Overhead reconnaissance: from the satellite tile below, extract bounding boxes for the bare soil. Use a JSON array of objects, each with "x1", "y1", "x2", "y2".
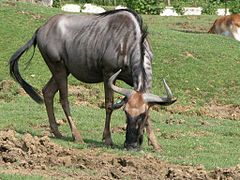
[
  {"x1": 169, "y1": 16, "x2": 210, "y2": 33},
  {"x1": 1, "y1": 129, "x2": 240, "y2": 179},
  {"x1": 1, "y1": 81, "x2": 239, "y2": 121},
  {"x1": 69, "y1": 85, "x2": 240, "y2": 121},
  {"x1": 200, "y1": 103, "x2": 240, "y2": 120},
  {"x1": 168, "y1": 102, "x2": 240, "y2": 120},
  {"x1": 69, "y1": 85, "x2": 105, "y2": 108}
]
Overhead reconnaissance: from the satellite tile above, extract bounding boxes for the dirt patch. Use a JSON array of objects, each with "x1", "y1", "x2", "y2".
[
  {"x1": 168, "y1": 102, "x2": 240, "y2": 120},
  {"x1": 0, "y1": 80, "x2": 16, "y2": 102},
  {"x1": 165, "y1": 117, "x2": 185, "y2": 125},
  {"x1": 2, "y1": 1, "x2": 16, "y2": 7},
  {"x1": 170, "y1": 17, "x2": 209, "y2": 33},
  {"x1": 112, "y1": 126, "x2": 126, "y2": 134},
  {"x1": 199, "y1": 103, "x2": 240, "y2": 120},
  {"x1": 69, "y1": 85, "x2": 105, "y2": 109},
  {"x1": 17, "y1": 10, "x2": 44, "y2": 20},
  {"x1": 167, "y1": 104, "x2": 196, "y2": 115},
  {"x1": 1, "y1": 129, "x2": 240, "y2": 179},
  {"x1": 2, "y1": 81, "x2": 240, "y2": 121},
  {"x1": 0, "y1": 80, "x2": 14, "y2": 92}
]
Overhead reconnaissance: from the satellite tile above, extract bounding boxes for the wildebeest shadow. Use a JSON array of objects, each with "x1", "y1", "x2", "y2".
[
  {"x1": 51, "y1": 137, "x2": 124, "y2": 150},
  {"x1": 84, "y1": 138, "x2": 124, "y2": 150},
  {"x1": 15, "y1": 130, "x2": 124, "y2": 150},
  {"x1": 16, "y1": 129, "x2": 40, "y2": 137}
]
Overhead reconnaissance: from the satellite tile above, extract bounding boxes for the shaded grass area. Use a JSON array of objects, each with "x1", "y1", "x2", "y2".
[
  {"x1": 0, "y1": 173, "x2": 44, "y2": 180},
  {"x1": 1, "y1": 1, "x2": 240, "y2": 174}
]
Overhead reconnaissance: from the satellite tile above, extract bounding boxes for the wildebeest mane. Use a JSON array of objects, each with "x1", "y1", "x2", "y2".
[
  {"x1": 97, "y1": 9, "x2": 148, "y2": 49},
  {"x1": 98, "y1": 9, "x2": 143, "y2": 27},
  {"x1": 140, "y1": 25, "x2": 149, "y2": 92}
]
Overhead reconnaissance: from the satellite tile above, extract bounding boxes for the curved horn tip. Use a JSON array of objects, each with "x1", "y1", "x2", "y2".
[
  {"x1": 114, "y1": 69, "x2": 122, "y2": 76},
  {"x1": 109, "y1": 69, "x2": 122, "y2": 80},
  {"x1": 115, "y1": 69, "x2": 122, "y2": 77},
  {"x1": 108, "y1": 69, "x2": 133, "y2": 97},
  {"x1": 172, "y1": 97, "x2": 177, "y2": 103},
  {"x1": 162, "y1": 78, "x2": 174, "y2": 97},
  {"x1": 117, "y1": 69, "x2": 122, "y2": 73}
]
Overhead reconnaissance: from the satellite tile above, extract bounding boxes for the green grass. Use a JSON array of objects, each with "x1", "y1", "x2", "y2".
[
  {"x1": 154, "y1": 113, "x2": 240, "y2": 168},
  {"x1": 2, "y1": 96, "x2": 240, "y2": 170},
  {"x1": 143, "y1": 15, "x2": 240, "y2": 106},
  {"x1": 1, "y1": 1, "x2": 240, "y2": 174}
]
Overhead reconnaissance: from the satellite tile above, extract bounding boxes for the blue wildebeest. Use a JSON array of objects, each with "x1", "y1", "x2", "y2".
[{"x1": 9, "y1": 9, "x2": 176, "y2": 150}]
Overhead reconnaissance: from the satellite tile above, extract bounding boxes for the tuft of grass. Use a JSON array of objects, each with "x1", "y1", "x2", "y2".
[{"x1": 0, "y1": 172, "x2": 45, "y2": 180}]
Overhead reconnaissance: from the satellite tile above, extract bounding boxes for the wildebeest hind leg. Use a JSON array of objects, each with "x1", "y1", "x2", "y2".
[
  {"x1": 42, "y1": 77, "x2": 62, "y2": 138},
  {"x1": 53, "y1": 64, "x2": 83, "y2": 143},
  {"x1": 145, "y1": 118, "x2": 161, "y2": 151},
  {"x1": 102, "y1": 79, "x2": 114, "y2": 146}
]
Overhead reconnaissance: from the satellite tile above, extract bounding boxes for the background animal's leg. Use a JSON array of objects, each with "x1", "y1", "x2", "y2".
[
  {"x1": 54, "y1": 64, "x2": 83, "y2": 143},
  {"x1": 42, "y1": 77, "x2": 62, "y2": 138},
  {"x1": 145, "y1": 117, "x2": 161, "y2": 151},
  {"x1": 102, "y1": 79, "x2": 114, "y2": 146}
]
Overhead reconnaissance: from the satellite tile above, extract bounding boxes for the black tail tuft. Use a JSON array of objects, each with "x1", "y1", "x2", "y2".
[{"x1": 9, "y1": 30, "x2": 43, "y2": 104}]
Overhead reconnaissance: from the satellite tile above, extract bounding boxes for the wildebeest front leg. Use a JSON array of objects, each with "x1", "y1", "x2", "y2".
[
  {"x1": 145, "y1": 117, "x2": 161, "y2": 151},
  {"x1": 102, "y1": 79, "x2": 114, "y2": 146},
  {"x1": 42, "y1": 77, "x2": 62, "y2": 138}
]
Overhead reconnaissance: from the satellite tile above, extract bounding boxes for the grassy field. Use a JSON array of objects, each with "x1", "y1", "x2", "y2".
[{"x1": 1, "y1": 1, "x2": 240, "y2": 178}]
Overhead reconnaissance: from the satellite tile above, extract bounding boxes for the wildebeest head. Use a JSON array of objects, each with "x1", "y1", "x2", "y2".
[{"x1": 109, "y1": 70, "x2": 176, "y2": 150}]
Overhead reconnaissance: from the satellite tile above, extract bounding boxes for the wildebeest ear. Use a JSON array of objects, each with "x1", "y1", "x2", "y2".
[{"x1": 111, "y1": 97, "x2": 127, "y2": 110}]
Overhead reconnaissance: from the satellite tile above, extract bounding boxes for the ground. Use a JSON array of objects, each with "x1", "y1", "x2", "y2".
[
  {"x1": 1, "y1": 129, "x2": 240, "y2": 179},
  {"x1": 1, "y1": 82, "x2": 240, "y2": 179}
]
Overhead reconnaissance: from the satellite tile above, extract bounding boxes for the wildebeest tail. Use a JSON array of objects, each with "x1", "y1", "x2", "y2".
[{"x1": 9, "y1": 30, "x2": 43, "y2": 104}]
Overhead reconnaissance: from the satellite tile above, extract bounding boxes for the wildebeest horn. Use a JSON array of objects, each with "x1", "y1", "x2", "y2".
[
  {"x1": 163, "y1": 78, "x2": 173, "y2": 99},
  {"x1": 143, "y1": 79, "x2": 176, "y2": 105},
  {"x1": 108, "y1": 69, "x2": 133, "y2": 98}
]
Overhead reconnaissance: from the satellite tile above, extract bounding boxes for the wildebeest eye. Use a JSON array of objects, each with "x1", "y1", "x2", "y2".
[
  {"x1": 125, "y1": 111, "x2": 147, "y2": 122},
  {"x1": 138, "y1": 112, "x2": 146, "y2": 120},
  {"x1": 135, "y1": 113, "x2": 147, "y2": 129}
]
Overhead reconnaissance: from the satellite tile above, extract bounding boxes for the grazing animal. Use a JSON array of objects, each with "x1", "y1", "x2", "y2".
[
  {"x1": 208, "y1": 14, "x2": 240, "y2": 41},
  {"x1": 9, "y1": 9, "x2": 176, "y2": 150}
]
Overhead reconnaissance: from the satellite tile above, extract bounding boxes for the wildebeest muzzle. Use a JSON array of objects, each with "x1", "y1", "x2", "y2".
[{"x1": 124, "y1": 112, "x2": 147, "y2": 150}]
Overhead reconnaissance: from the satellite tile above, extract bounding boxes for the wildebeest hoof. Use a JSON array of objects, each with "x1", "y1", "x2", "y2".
[
  {"x1": 51, "y1": 130, "x2": 63, "y2": 139},
  {"x1": 72, "y1": 131, "x2": 84, "y2": 144},
  {"x1": 152, "y1": 144, "x2": 162, "y2": 152},
  {"x1": 104, "y1": 138, "x2": 114, "y2": 147},
  {"x1": 74, "y1": 138, "x2": 84, "y2": 144},
  {"x1": 73, "y1": 136, "x2": 84, "y2": 144}
]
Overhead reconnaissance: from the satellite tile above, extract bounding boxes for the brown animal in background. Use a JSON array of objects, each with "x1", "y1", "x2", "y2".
[{"x1": 208, "y1": 14, "x2": 240, "y2": 41}]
